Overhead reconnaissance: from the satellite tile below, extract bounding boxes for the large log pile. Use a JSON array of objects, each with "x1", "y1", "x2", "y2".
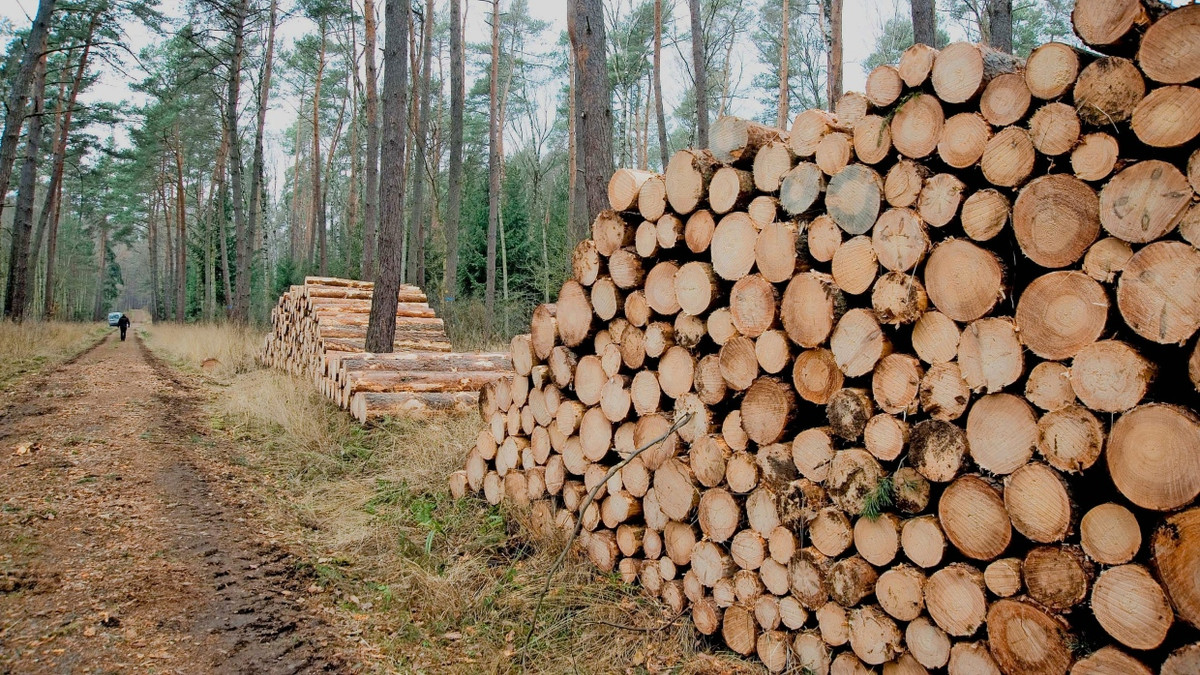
[
  {"x1": 261, "y1": 277, "x2": 512, "y2": 422},
  {"x1": 456, "y1": 3, "x2": 1200, "y2": 672}
]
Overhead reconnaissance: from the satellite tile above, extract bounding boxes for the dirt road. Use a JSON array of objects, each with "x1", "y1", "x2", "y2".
[{"x1": 0, "y1": 331, "x2": 345, "y2": 673}]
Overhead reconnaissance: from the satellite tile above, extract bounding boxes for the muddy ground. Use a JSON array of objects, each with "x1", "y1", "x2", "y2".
[{"x1": 0, "y1": 331, "x2": 349, "y2": 674}]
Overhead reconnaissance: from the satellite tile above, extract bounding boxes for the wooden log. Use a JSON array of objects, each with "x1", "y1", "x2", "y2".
[
  {"x1": 924, "y1": 239, "x2": 1003, "y2": 322},
  {"x1": 707, "y1": 307, "x2": 738, "y2": 345},
  {"x1": 756, "y1": 630, "x2": 788, "y2": 673},
  {"x1": 1072, "y1": 647, "x2": 1154, "y2": 675},
  {"x1": 753, "y1": 329, "x2": 790, "y2": 375},
  {"x1": 721, "y1": 604, "x2": 758, "y2": 656},
  {"x1": 848, "y1": 605, "x2": 902, "y2": 666},
  {"x1": 810, "y1": 507, "x2": 854, "y2": 558},
  {"x1": 730, "y1": 274, "x2": 778, "y2": 338},
  {"x1": 530, "y1": 303, "x2": 558, "y2": 360},
  {"x1": 1015, "y1": 271, "x2": 1108, "y2": 360},
  {"x1": 1005, "y1": 462, "x2": 1072, "y2": 543},
  {"x1": 919, "y1": 362, "x2": 970, "y2": 421},
  {"x1": 939, "y1": 475, "x2": 1012, "y2": 561},
  {"x1": 792, "y1": 427, "x2": 835, "y2": 482},
  {"x1": 816, "y1": 131, "x2": 853, "y2": 176},
  {"x1": 790, "y1": 108, "x2": 838, "y2": 157},
  {"x1": 1138, "y1": 4, "x2": 1200, "y2": 84},
  {"x1": 1108, "y1": 403, "x2": 1200, "y2": 511},
  {"x1": 985, "y1": 558, "x2": 1023, "y2": 598},
  {"x1": 752, "y1": 140, "x2": 795, "y2": 193},
  {"x1": 987, "y1": 599, "x2": 1071, "y2": 674},
  {"x1": 911, "y1": 311, "x2": 960, "y2": 365},
  {"x1": 754, "y1": 221, "x2": 801, "y2": 284},
  {"x1": 1024, "y1": 544, "x2": 1093, "y2": 611},
  {"x1": 634, "y1": 219, "x2": 659, "y2": 258},
  {"x1": 906, "y1": 616, "x2": 951, "y2": 669},
  {"x1": 1071, "y1": 132, "x2": 1119, "y2": 183},
  {"x1": 1163, "y1": 644, "x2": 1200, "y2": 675},
  {"x1": 644, "y1": 261, "x2": 680, "y2": 316},
  {"x1": 980, "y1": 72, "x2": 1031, "y2": 126},
  {"x1": 981, "y1": 126, "x2": 1035, "y2": 188},
  {"x1": 1117, "y1": 241, "x2": 1200, "y2": 344},
  {"x1": 747, "y1": 195, "x2": 779, "y2": 227},
  {"x1": 806, "y1": 215, "x2": 842, "y2": 264},
  {"x1": 958, "y1": 317, "x2": 1023, "y2": 393},
  {"x1": 925, "y1": 563, "x2": 987, "y2": 636},
  {"x1": 592, "y1": 210, "x2": 634, "y2": 257},
  {"x1": 350, "y1": 391, "x2": 478, "y2": 422},
  {"x1": 876, "y1": 564, "x2": 925, "y2": 622},
  {"x1": 1100, "y1": 160, "x2": 1191, "y2": 244},
  {"x1": 1074, "y1": 56, "x2": 1144, "y2": 126},
  {"x1": 710, "y1": 212, "x2": 758, "y2": 281},
  {"x1": 884, "y1": 159, "x2": 929, "y2": 209},
  {"x1": 779, "y1": 161, "x2": 824, "y2": 216},
  {"x1": 826, "y1": 164, "x2": 882, "y2": 235},
  {"x1": 966, "y1": 393, "x2": 1036, "y2": 474},
  {"x1": 918, "y1": 173, "x2": 965, "y2": 229},
  {"x1": 637, "y1": 174, "x2": 667, "y2": 221},
  {"x1": 1082, "y1": 236, "x2": 1132, "y2": 283},
  {"x1": 1070, "y1": 340, "x2": 1152, "y2": 412},
  {"x1": 1025, "y1": 362, "x2": 1078, "y2": 412},
  {"x1": 1092, "y1": 564, "x2": 1173, "y2": 650},
  {"x1": 1152, "y1": 506, "x2": 1200, "y2": 630},
  {"x1": 656, "y1": 212, "x2": 685, "y2": 250},
  {"x1": 607, "y1": 168, "x2": 654, "y2": 212},
  {"x1": 731, "y1": 529, "x2": 767, "y2": 571},
  {"x1": 817, "y1": 601, "x2": 850, "y2": 647},
  {"x1": 855, "y1": 513, "x2": 901, "y2": 567},
  {"x1": 826, "y1": 448, "x2": 884, "y2": 515},
  {"x1": 828, "y1": 388, "x2": 873, "y2": 441},
  {"x1": 899, "y1": 43, "x2": 938, "y2": 87},
  {"x1": 741, "y1": 376, "x2": 796, "y2": 446},
  {"x1": 664, "y1": 148, "x2": 718, "y2": 215},
  {"x1": 1131, "y1": 85, "x2": 1200, "y2": 147},
  {"x1": 1073, "y1": 0, "x2": 1158, "y2": 48},
  {"x1": 830, "y1": 309, "x2": 891, "y2": 377},
  {"x1": 711, "y1": 115, "x2": 783, "y2": 164},
  {"x1": 938, "y1": 112, "x2": 990, "y2": 169},
  {"x1": 719, "y1": 336, "x2": 759, "y2": 392},
  {"x1": 892, "y1": 93, "x2": 944, "y2": 159},
  {"x1": 1013, "y1": 174, "x2": 1099, "y2": 268},
  {"x1": 872, "y1": 208, "x2": 928, "y2": 275},
  {"x1": 872, "y1": 272, "x2": 928, "y2": 326},
  {"x1": 1029, "y1": 102, "x2": 1080, "y2": 156},
  {"x1": 1025, "y1": 42, "x2": 1079, "y2": 100},
  {"x1": 948, "y1": 642, "x2": 1001, "y2": 675},
  {"x1": 853, "y1": 114, "x2": 891, "y2": 165},
  {"x1": 643, "y1": 321, "x2": 674, "y2": 359},
  {"x1": 932, "y1": 42, "x2": 1020, "y2": 103},
  {"x1": 866, "y1": 64, "x2": 902, "y2": 106},
  {"x1": 909, "y1": 419, "x2": 967, "y2": 482},
  {"x1": 864, "y1": 414, "x2": 908, "y2": 461},
  {"x1": 831, "y1": 236, "x2": 878, "y2": 295}
]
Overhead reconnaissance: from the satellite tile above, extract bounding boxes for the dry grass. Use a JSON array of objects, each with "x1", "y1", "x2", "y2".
[
  {"x1": 140, "y1": 322, "x2": 262, "y2": 383},
  {"x1": 145, "y1": 323, "x2": 759, "y2": 673},
  {"x1": 0, "y1": 320, "x2": 106, "y2": 389}
]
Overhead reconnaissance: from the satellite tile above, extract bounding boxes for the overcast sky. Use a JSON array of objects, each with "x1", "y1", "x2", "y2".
[{"x1": 1, "y1": 0, "x2": 898, "y2": 180}]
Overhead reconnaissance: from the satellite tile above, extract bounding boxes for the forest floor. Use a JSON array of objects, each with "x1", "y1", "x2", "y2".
[{"x1": 0, "y1": 323, "x2": 753, "y2": 674}]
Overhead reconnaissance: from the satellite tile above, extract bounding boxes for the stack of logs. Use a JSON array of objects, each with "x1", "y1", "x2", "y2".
[
  {"x1": 455, "y1": 1, "x2": 1200, "y2": 672},
  {"x1": 261, "y1": 277, "x2": 512, "y2": 422}
]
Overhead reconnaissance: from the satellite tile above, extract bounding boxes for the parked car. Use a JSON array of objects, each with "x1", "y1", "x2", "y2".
[{"x1": 107, "y1": 311, "x2": 123, "y2": 326}]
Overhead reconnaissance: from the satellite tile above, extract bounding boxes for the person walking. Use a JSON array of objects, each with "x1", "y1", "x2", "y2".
[{"x1": 117, "y1": 313, "x2": 131, "y2": 341}]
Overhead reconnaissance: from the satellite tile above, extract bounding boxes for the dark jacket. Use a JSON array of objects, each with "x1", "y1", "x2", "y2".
[{"x1": 117, "y1": 315, "x2": 131, "y2": 329}]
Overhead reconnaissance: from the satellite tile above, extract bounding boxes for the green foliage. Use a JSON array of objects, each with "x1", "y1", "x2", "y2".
[
  {"x1": 861, "y1": 476, "x2": 895, "y2": 521},
  {"x1": 864, "y1": 13, "x2": 950, "y2": 73}
]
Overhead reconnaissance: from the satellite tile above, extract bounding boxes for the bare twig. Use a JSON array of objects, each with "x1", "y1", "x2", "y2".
[{"x1": 520, "y1": 412, "x2": 693, "y2": 665}]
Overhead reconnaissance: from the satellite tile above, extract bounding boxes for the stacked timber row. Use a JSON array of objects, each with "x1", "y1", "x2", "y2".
[
  {"x1": 456, "y1": 1, "x2": 1200, "y2": 671},
  {"x1": 261, "y1": 277, "x2": 512, "y2": 422}
]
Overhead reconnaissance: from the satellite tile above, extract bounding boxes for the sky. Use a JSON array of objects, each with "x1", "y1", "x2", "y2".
[{"x1": 1, "y1": 0, "x2": 898, "y2": 180}]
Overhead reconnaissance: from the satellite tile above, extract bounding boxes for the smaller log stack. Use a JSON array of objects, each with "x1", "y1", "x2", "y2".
[
  {"x1": 456, "y1": 1, "x2": 1200, "y2": 672},
  {"x1": 261, "y1": 277, "x2": 512, "y2": 421}
]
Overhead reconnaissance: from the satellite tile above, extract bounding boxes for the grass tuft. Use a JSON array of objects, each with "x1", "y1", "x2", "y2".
[{"x1": 0, "y1": 320, "x2": 106, "y2": 389}]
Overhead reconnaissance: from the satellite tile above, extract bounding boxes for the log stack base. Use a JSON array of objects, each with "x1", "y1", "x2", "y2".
[{"x1": 460, "y1": 5, "x2": 1200, "y2": 672}]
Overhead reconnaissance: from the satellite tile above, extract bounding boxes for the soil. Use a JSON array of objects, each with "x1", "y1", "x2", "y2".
[{"x1": 0, "y1": 331, "x2": 348, "y2": 674}]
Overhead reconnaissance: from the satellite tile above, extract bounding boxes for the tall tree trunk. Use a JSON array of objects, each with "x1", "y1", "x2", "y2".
[
  {"x1": 38, "y1": 13, "x2": 98, "y2": 318},
  {"x1": 567, "y1": 49, "x2": 584, "y2": 242},
  {"x1": 248, "y1": 0, "x2": 277, "y2": 319},
  {"x1": 568, "y1": 0, "x2": 614, "y2": 238},
  {"x1": 289, "y1": 104, "x2": 305, "y2": 262},
  {"x1": 912, "y1": 0, "x2": 936, "y2": 47},
  {"x1": 362, "y1": 0, "x2": 380, "y2": 279},
  {"x1": 365, "y1": 0, "x2": 410, "y2": 353},
  {"x1": 826, "y1": 0, "x2": 844, "y2": 108},
  {"x1": 443, "y1": 0, "x2": 464, "y2": 302},
  {"x1": 485, "y1": 0, "x2": 501, "y2": 325},
  {"x1": 653, "y1": 0, "x2": 668, "y2": 168},
  {"x1": 149, "y1": 185, "x2": 162, "y2": 320},
  {"x1": 174, "y1": 126, "x2": 188, "y2": 322},
  {"x1": 686, "y1": 0, "x2": 707, "y2": 148},
  {"x1": 228, "y1": 0, "x2": 250, "y2": 321},
  {"x1": 988, "y1": 0, "x2": 1013, "y2": 53},
  {"x1": 0, "y1": 0, "x2": 56, "y2": 225},
  {"x1": 401, "y1": 13, "x2": 420, "y2": 284},
  {"x1": 777, "y1": 0, "x2": 789, "y2": 128},
  {"x1": 92, "y1": 215, "x2": 108, "y2": 321},
  {"x1": 310, "y1": 25, "x2": 328, "y2": 274},
  {"x1": 161, "y1": 168, "x2": 174, "y2": 320},
  {"x1": 4, "y1": 52, "x2": 47, "y2": 320},
  {"x1": 407, "y1": 0, "x2": 434, "y2": 289}
]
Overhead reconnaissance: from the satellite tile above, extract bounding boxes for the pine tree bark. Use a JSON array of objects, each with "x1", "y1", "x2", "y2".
[
  {"x1": 569, "y1": 0, "x2": 615, "y2": 243},
  {"x1": 653, "y1": 0, "x2": 669, "y2": 169},
  {"x1": 486, "y1": 0, "x2": 501, "y2": 326},
  {"x1": 310, "y1": 25, "x2": 327, "y2": 274},
  {"x1": 3, "y1": 51, "x2": 47, "y2": 320},
  {"x1": 987, "y1": 0, "x2": 1013, "y2": 54},
  {"x1": 911, "y1": 0, "x2": 936, "y2": 47},
  {"x1": 778, "y1": 0, "x2": 789, "y2": 129},
  {"x1": 407, "y1": 0, "x2": 434, "y2": 289},
  {"x1": 226, "y1": 0, "x2": 249, "y2": 321},
  {"x1": 362, "y1": 0, "x2": 380, "y2": 278},
  {"x1": 687, "y1": 0, "x2": 708, "y2": 148},
  {"x1": 443, "y1": 0, "x2": 464, "y2": 302},
  {"x1": 827, "y1": 0, "x2": 844, "y2": 108},
  {"x1": 0, "y1": 0, "x2": 56, "y2": 228},
  {"x1": 365, "y1": 0, "x2": 410, "y2": 353},
  {"x1": 247, "y1": 0, "x2": 277, "y2": 320}
]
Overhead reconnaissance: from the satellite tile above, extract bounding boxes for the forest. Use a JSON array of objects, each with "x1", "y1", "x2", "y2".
[{"x1": 0, "y1": 0, "x2": 1073, "y2": 340}]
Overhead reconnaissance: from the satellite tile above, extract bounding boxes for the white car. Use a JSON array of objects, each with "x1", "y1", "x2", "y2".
[{"x1": 107, "y1": 312, "x2": 123, "y2": 326}]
